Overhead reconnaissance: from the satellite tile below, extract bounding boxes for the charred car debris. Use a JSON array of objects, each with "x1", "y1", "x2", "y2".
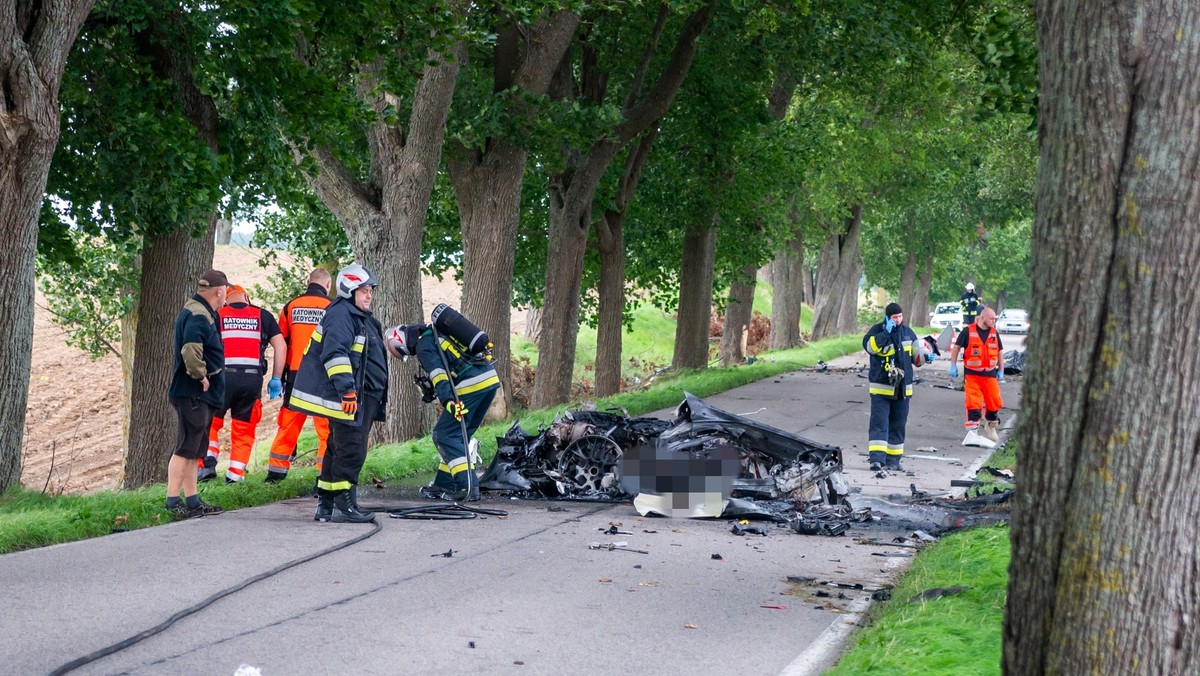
[{"x1": 478, "y1": 393, "x2": 851, "y2": 522}]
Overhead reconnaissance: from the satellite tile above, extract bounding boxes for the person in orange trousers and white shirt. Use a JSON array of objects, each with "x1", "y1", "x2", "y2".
[
  {"x1": 264, "y1": 269, "x2": 333, "y2": 483},
  {"x1": 198, "y1": 284, "x2": 286, "y2": 483},
  {"x1": 948, "y1": 306, "x2": 1006, "y2": 448}
]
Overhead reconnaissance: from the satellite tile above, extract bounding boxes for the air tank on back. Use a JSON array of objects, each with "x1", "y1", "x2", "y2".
[{"x1": 431, "y1": 303, "x2": 492, "y2": 359}]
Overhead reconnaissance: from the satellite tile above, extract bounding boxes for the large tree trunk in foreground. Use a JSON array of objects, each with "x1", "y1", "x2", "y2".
[
  {"x1": 810, "y1": 204, "x2": 863, "y2": 340},
  {"x1": 124, "y1": 225, "x2": 214, "y2": 487},
  {"x1": 671, "y1": 218, "x2": 717, "y2": 369},
  {"x1": 0, "y1": 0, "x2": 95, "y2": 493},
  {"x1": 1005, "y1": 3, "x2": 1200, "y2": 674},
  {"x1": 719, "y1": 263, "x2": 757, "y2": 366}
]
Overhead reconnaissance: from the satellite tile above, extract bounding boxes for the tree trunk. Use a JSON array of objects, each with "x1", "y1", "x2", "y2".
[
  {"x1": 449, "y1": 10, "x2": 579, "y2": 411},
  {"x1": 0, "y1": 0, "x2": 95, "y2": 493},
  {"x1": 993, "y1": 289, "x2": 1006, "y2": 314},
  {"x1": 811, "y1": 204, "x2": 863, "y2": 340},
  {"x1": 214, "y1": 218, "x2": 233, "y2": 245},
  {"x1": 768, "y1": 208, "x2": 805, "y2": 349},
  {"x1": 123, "y1": 225, "x2": 215, "y2": 487},
  {"x1": 672, "y1": 217, "x2": 717, "y2": 369},
  {"x1": 531, "y1": 0, "x2": 714, "y2": 407},
  {"x1": 1005, "y1": 3, "x2": 1200, "y2": 673},
  {"x1": 299, "y1": 46, "x2": 462, "y2": 443},
  {"x1": 523, "y1": 307, "x2": 542, "y2": 342},
  {"x1": 913, "y1": 253, "x2": 933, "y2": 326},
  {"x1": 899, "y1": 251, "x2": 917, "y2": 317},
  {"x1": 594, "y1": 127, "x2": 659, "y2": 397},
  {"x1": 720, "y1": 263, "x2": 757, "y2": 366},
  {"x1": 835, "y1": 247, "x2": 862, "y2": 334}
]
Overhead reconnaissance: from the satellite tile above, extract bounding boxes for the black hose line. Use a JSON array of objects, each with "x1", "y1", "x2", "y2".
[
  {"x1": 49, "y1": 520, "x2": 383, "y2": 675},
  {"x1": 387, "y1": 503, "x2": 509, "y2": 520}
]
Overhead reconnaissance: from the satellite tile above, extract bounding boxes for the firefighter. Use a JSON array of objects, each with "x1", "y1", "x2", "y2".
[
  {"x1": 286, "y1": 263, "x2": 387, "y2": 523},
  {"x1": 862, "y1": 302, "x2": 931, "y2": 472},
  {"x1": 385, "y1": 319, "x2": 500, "y2": 501},
  {"x1": 199, "y1": 285, "x2": 286, "y2": 483},
  {"x1": 959, "y1": 282, "x2": 982, "y2": 328},
  {"x1": 948, "y1": 306, "x2": 1005, "y2": 447},
  {"x1": 264, "y1": 269, "x2": 333, "y2": 483}
]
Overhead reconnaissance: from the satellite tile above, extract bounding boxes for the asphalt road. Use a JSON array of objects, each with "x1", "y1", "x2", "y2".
[{"x1": 1, "y1": 347, "x2": 1021, "y2": 676}]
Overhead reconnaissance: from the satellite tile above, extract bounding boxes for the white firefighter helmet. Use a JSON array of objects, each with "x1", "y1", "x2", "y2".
[
  {"x1": 965, "y1": 282, "x2": 975, "y2": 291},
  {"x1": 384, "y1": 324, "x2": 422, "y2": 359},
  {"x1": 335, "y1": 263, "x2": 377, "y2": 299}
]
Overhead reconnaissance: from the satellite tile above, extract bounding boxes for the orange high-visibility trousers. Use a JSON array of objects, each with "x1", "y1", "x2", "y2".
[
  {"x1": 268, "y1": 406, "x2": 329, "y2": 475},
  {"x1": 207, "y1": 400, "x2": 263, "y2": 481},
  {"x1": 963, "y1": 373, "x2": 1003, "y2": 428}
]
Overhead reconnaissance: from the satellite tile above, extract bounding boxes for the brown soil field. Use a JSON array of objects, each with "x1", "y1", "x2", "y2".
[{"x1": 21, "y1": 245, "x2": 518, "y2": 495}]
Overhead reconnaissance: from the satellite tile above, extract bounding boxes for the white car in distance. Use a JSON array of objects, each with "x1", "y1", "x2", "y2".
[
  {"x1": 927, "y1": 302, "x2": 962, "y2": 332},
  {"x1": 997, "y1": 308, "x2": 1030, "y2": 334}
]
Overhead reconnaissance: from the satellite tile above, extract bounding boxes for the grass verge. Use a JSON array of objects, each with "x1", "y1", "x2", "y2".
[
  {"x1": 0, "y1": 334, "x2": 861, "y2": 554},
  {"x1": 826, "y1": 525, "x2": 1011, "y2": 675}
]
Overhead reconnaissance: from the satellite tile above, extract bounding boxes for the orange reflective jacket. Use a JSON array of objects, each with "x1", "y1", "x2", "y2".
[
  {"x1": 964, "y1": 324, "x2": 1000, "y2": 371},
  {"x1": 279, "y1": 286, "x2": 331, "y2": 372}
]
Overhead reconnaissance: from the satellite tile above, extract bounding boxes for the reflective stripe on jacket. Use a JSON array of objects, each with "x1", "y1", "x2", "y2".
[
  {"x1": 414, "y1": 327, "x2": 500, "y2": 406},
  {"x1": 964, "y1": 324, "x2": 1000, "y2": 372},
  {"x1": 279, "y1": 285, "x2": 330, "y2": 372},
  {"x1": 862, "y1": 321, "x2": 917, "y2": 399}
]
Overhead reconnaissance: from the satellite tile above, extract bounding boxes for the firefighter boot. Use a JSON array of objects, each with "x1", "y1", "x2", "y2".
[
  {"x1": 348, "y1": 485, "x2": 374, "y2": 521},
  {"x1": 314, "y1": 492, "x2": 334, "y2": 523},
  {"x1": 984, "y1": 420, "x2": 1001, "y2": 442},
  {"x1": 331, "y1": 491, "x2": 376, "y2": 523},
  {"x1": 885, "y1": 455, "x2": 903, "y2": 472}
]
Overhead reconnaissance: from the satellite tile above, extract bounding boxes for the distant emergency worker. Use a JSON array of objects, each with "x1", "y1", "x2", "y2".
[
  {"x1": 386, "y1": 305, "x2": 500, "y2": 501},
  {"x1": 287, "y1": 264, "x2": 387, "y2": 523},
  {"x1": 862, "y1": 302, "x2": 931, "y2": 472},
  {"x1": 265, "y1": 269, "x2": 333, "y2": 483},
  {"x1": 948, "y1": 306, "x2": 1005, "y2": 448},
  {"x1": 959, "y1": 282, "x2": 982, "y2": 327},
  {"x1": 199, "y1": 285, "x2": 285, "y2": 483}
]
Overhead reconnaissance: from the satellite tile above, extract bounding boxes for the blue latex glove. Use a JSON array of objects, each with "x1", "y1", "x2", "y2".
[
  {"x1": 949, "y1": 363, "x2": 959, "y2": 378},
  {"x1": 926, "y1": 351, "x2": 937, "y2": 362},
  {"x1": 998, "y1": 371, "x2": 1005, "y2": 383},
  {"x1": 884, "y1": 317, "x2": 896, "y2": 333},
  {"x1": 267, "y1": 377, "x2": 283, "y2": 400}
]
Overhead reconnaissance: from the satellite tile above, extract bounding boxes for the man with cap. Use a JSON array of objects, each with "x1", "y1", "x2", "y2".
[
  {"x1": 166, "y1": 269, "x2": 229, "y2": 518},
  {"x1": 199, "y1": 284, "x2": 286, "y2": 483},
  {"x1": 862, "y1": 302, "x2": 932, "y2": 472},
  {"x1": 286, "y1": 263, "x2": 388, "y2": 523}
]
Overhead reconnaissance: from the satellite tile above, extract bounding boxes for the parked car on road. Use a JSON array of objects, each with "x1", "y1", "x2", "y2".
[
  {"x1": 997, "y1": 308, "x2": 1029, "y2": 334},
  {"x1": 928, "y1": 302, "x2": 962, "y2": 332}
]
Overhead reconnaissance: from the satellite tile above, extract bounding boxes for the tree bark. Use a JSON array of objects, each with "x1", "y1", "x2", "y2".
[
  {"x1": 1005, "y1": 2, "x2": 1200, "y2": 673},
  {"x1": 299, "y1": 45, "x2": 462, "y2": 443},
  {"x1": 123, "y1": 225, "x2": 215, "y2": 487},
  {"x1": 214, "y1": 218, "x2": 233, "y2": 245},
  {"x1": 912, "y1": 253, "x2": 932, "y2": 326},
  {"x1": 719, "y1": 263, "x2": 757, "y2": 366},
  {"x1": 532, "y1": 0, "x2": 715, "y2": 407},
  {"x1": 672, "y1": 216, "x2": 718, "y2": 369},
  {"x1": 0, "y1": 0, "x2": 95, "y2": 493},
  {"x1": 899, "y1": 251, "x2": 917, "y2": 318},
  {"x1": 810, "y1": 204, "x2": 863, "y2": 340},
  {"x1": 769, "y1": 202, "x2": 805, "y2": 349},
  {"x1": 835, "y1": 247, "x2": 862, "y2": 334},
  {"x1": 449, "y1": 10, "x2": 579, "y2": 410},
  {"x1": 594, "y1": 127, "x2": 659, "y2": 396}
]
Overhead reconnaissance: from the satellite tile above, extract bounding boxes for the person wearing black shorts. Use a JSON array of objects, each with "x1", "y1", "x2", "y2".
[{"x1": 166, "y1": 269, "x2": 229, "y2": 519}]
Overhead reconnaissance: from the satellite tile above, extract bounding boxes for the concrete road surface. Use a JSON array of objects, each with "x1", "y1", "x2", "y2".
[{"x1": 1, "y1": 355, "x2": 1020, "y2": 676}]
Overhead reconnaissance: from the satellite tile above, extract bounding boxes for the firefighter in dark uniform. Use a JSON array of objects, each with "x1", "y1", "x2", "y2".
[
  {"x1": 959, "y1": 282, "x2": 982, "y2": 328},
  {"x1": 286, "y1": 264, "x2": 387, "y2": 523},
  {"x1": 862, "y1": 302, "x2": 931, "y2": 472},
  {"x1": 199, "y1": 284, "x2": 285, "y2": 483},
  {"x1": 386, "y1": 311, "x2": 500, "y2": 501}
]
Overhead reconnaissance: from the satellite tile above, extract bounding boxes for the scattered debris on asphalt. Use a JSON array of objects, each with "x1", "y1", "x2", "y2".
[
  {"x1": 431, "y1": 549, "x2": 455, "y2": 558},
  {"x1": 589, "y1": 542, "x2": 649, "y2": 554}
]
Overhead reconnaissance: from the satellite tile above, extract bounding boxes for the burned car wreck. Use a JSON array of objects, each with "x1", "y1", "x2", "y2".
[{"x1": 478, "y1": 393, "x2": 850, "y2": 518}]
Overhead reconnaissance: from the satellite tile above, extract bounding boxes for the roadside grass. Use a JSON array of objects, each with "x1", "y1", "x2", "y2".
[
  {"x1": 0, "y1": 334, "x2": 860, "y2": 554},
  {"x1": 827, "y1": 438, "x2": 1019, "y2": 675},
  {"x1": 826, "y1": 525, "x2": 1011, "y2": 676}
]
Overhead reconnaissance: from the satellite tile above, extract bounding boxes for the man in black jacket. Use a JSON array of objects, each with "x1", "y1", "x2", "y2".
[
  {"x1": 286, "y1": 264, "x2": 387, "y2": 523},
  {"x1": 862, "y1": 302, "x2": 931, "y2": 472},
  {"x1": 166, "y1": 269, "x2": 229, "y2": 519}
]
